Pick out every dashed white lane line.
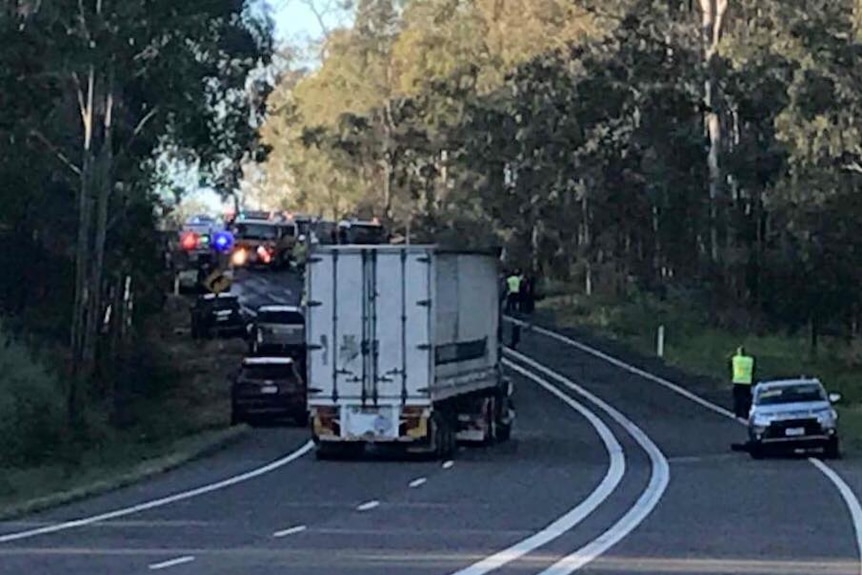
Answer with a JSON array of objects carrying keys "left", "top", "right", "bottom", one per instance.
[
  {"left": 149, "top": 556, "right": 195, "bottom": 570},
  {"left": 507, "top": 349, "right": 669, "bottom": 575},
  {"left": 357, "top": 500, "right": 380, "bottom": 511},
  {"left": 409, "top": 478, "right": 428, "bottom": 488},
  {"left": 506, "top": 315, "right": 862, "bottom": 575},
  {"left": 0, "top": 441, "right": 315, "bottom": 544},
  {"left": 273, "top": 525, "right": 307, "bottom": 538},
  {"left": 442, "top": 460, "right": 454, "bottom": 469},
  {"left": 449, "top": 359, "right": 627, "bottom": 575}
]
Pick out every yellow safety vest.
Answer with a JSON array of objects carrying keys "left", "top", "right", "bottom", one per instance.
[
  {"left": 506, "top": 275, "right": 521, "bottom": 294},
  {"left": 732, "top": 354, "right": 754, "bottom": 385}
]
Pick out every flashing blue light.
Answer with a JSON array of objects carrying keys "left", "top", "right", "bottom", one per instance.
[{"left": 212, "top": 231, "right": 234, "bottom": 252}]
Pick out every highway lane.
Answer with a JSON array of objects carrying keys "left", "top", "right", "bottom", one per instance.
[
  {"left": 134, "top": 359, "right": 644, "bottom": 575},
  {"left": 505, "top": 319, "right": 862, "bottom": 575},
  {"left": 5, "top": 265, "right": 855, "bottom": 575},
  {"left": 0, "top": 269, "right": 643, "bottom": 575}
]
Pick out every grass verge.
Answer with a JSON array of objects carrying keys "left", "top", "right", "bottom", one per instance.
[
  {"left": 0, "top": 294, "right": 252, "bottom": 515},
  {"left": 537, "top": 291, "right": 862, "bottom": 451},
  {"left": 0, "top": 424, "right": 248, "bottom": 520}
]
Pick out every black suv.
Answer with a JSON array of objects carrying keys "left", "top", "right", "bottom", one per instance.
[
  {"left": 190, "top": 293, "right": 247, "bottom": 339},
  {"left": 230, "top": 357, "right": 307, "bottom": 426}
]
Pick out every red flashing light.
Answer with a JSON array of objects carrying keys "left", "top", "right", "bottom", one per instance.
[
  {"left": 256, "top": 245, "right": 272, "bottom": 264},
  {"left": 180, "top": 231, "right": 198, "bottom": 250}
]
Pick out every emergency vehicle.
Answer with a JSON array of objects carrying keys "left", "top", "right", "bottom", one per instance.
[
  {"left": 228, "top": 211, "right": 297, "bottom": 269},
  {"left": 173, "top": 215, "right": 223, "bottom": 292}
]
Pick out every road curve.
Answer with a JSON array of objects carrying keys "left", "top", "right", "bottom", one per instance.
[
  {"left": 506, "top": 316, "right": 862, "bottom": 575},
  {"left": 3, "top": 267, "right": 855, "bottom": 575},
  {"left": 0, "top": 270, "right": 646, "bottom": 575}
]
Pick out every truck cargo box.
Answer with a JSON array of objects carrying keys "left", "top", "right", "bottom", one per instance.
[
  {"left": 304, "top": 245, "right": 511, "bottom": 454},
  {"left": 305, "top": 245, "right": 501, "bottom": 407}
]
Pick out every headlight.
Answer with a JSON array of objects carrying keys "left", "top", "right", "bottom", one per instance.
[
  {"left": 751, "top": 413, "right": 773, "bottom": 427},
  {"left": 817, "top": 409, "right": 838, "bottom": 427}
]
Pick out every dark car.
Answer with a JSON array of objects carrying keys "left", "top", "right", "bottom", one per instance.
[
  {"left": 248, "top": 305, "right": 305, "bottom": 357},
  {"left": 190, "top": 293, "right": 247, "bottom": 339},
  {"left": 230, "top": 356, "right": 307, "bottom": 426}
]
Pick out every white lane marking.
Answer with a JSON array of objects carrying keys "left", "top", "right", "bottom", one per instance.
[
  {"left": 507, "top": 315, "right": 862, "bottom": 574},
  {"left": 506, "top": 349, "right": 670, "bottom": 575},
  {"left": 273, "top": 525, "right": 307, "bottom": 538},
  {"left": 506, "top": 316, "right": 734, "bottom": 419},
  {"left": 149, "top": 555, "right": 195, "bottom": 570},
  {"left": 357, "top": 500, "right": 380, "bottom": 511},
  {"left": 409, "top": 478, "right": 428, "bottom": 488},
  {"left": 442, "top": 460, "right": 454, "bottom": 469},
  {"left": 449, "top": 359, "right": 626, "bottom": 575},
  {"left": 0, "top": 441, "right": 315, "bottom": 543},
  {"left": 810, "top": 459, "right": 862, "bottom": 575}
]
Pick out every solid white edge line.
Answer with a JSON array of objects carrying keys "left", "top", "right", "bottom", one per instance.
[
  {"left": 357, "top": 500, "right": 380, "bottom": 511},
  {"left": 506, "top": 316, "right": 735, "bottom": 419},
  {"left": 506, "top": 315, "right": 862, "bottom": 575},
  {"left": 409, "top": 477, "right": 428, "bottom": 488},
  {"left": 448, "top": 359, "right": 627, "bottom": 575},
  {"left": 273, "top": 524, "right": 307, "bottom": 538},
  {"left": 505, "top": 349, "right": 670, "bottom": 575},
  {"left": 0, "top": 441, "right": 315, "bottom": 543},
  {"left": 148, "top": 555, "right": 195, "bottom": 570},
  {"left": 809, "top": 458, "right": 862, "bottom": 575}
]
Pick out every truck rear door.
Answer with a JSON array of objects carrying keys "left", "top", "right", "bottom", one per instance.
[
  {"left": 306, "top": 248, "right": 365, "bottom": 403},
  {"left": 306, "top": 246, "right": 432, "bottom": 405},
  {"left": 371, "top": 247, "right": 432, "bottom": 403}
]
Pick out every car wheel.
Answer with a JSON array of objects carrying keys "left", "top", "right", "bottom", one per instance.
[
  {"left": 823, "top": 437, "right": 841, "bottom": 460},
  {"left": 749, "top": 442, "right": 765, "bottom": 460}
]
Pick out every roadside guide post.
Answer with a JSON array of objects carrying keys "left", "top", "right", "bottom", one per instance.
[{"left": 657, "top": 324, "right": 665, "bottom": 358}]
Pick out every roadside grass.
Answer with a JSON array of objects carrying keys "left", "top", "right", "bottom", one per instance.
[
  {"left": 537, "top": 290, "right": 862, "bottom": 451},
  {"left": 0, "top": 294, "right": 249, "bottom": 513}
]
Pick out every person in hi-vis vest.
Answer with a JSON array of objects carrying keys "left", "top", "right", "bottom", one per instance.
[{"left": 731, "top": 346, "right": 755, "bottom": 418}]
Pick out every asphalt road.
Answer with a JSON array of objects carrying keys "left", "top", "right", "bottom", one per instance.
[{"left": 0, "top": 268, "right": 860, "bottom": 575}]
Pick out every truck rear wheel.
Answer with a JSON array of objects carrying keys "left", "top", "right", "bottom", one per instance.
[{"left": 433, "top": 413, "right": 455, "bottom": 460}]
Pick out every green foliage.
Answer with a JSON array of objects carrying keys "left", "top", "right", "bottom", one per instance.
[
  {"left": 0, "top": 323, "right": 67, "bottom": 467},
  {"left": 259, "top": 0, "right": 862, "bottom": 348}
]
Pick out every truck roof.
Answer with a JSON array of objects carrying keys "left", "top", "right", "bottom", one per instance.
[
  {"left": 242, "top": 356, "right": 295, "bottom": 365},
  {"left": 257, "top": 304, "right": 303, "bottom": 314},
  {"left": 311, "top": 244, "right": 502, "bottom": 257}
]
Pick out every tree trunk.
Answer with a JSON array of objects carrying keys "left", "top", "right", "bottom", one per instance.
[
  {"left": 84, "top": 68, "right": 115, "bottom": 371},
  {"left": 699, "top": 0, "right": 728, "bottom": 266}
]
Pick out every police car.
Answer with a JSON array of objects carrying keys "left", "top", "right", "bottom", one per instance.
[{"left": 747, "top": 377, "right": 841, "bottom": 459}]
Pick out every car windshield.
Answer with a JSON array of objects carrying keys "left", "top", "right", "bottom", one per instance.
[
  {"left": 755, "top": 383, "right": 825, "bottom": 406},
  {"left": 279, "top": 223, "right": 297, "bottom": 237},
  {"left": 235, "top": 223, "right": 279, "bottom": 240},
  {"left": 257, "top": 311, "right": 304, "bottom": 324},
  {"left": 241, "top": 365, "right": 296, "bottom": 381}
]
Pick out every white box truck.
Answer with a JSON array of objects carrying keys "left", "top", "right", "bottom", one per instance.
[{"left": 304, "top": 245, "right": 514, "bottom": 459}]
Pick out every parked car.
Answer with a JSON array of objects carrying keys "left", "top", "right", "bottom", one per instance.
[
  {"left": 747, "top": 377, "right": 841, "bottom": 459},
  {"left": 190, "top": 293, "right": 247, "bottom": 339},
  {"left": 248, "top": 305, "right": 305, "bottom": 357},
  {"left": 230, "top": 356, "right": 307, "bottom": 426}
]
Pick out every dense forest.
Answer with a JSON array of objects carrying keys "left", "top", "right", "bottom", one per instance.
[
  {"left": 0, "top": 1, "right": 273, "bottom": 460},
  {"left": 260, "top": 0, "right": 862, "bottom": 341}
]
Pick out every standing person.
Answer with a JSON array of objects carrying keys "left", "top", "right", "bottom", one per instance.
[
  {"left": 731, "top": 346, "right": 755, "bottom": 418},
  {"left": 506, "top": 270, "right": 521, "bottom": 313}
]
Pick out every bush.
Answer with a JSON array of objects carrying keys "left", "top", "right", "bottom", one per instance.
[{"left": 0, "top": 323, "right": 67, "bottom": 466}]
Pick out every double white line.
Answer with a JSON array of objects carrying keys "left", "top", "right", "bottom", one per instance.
[{"left": 451, "top": 347, "right": 670, "bottom": 575}]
